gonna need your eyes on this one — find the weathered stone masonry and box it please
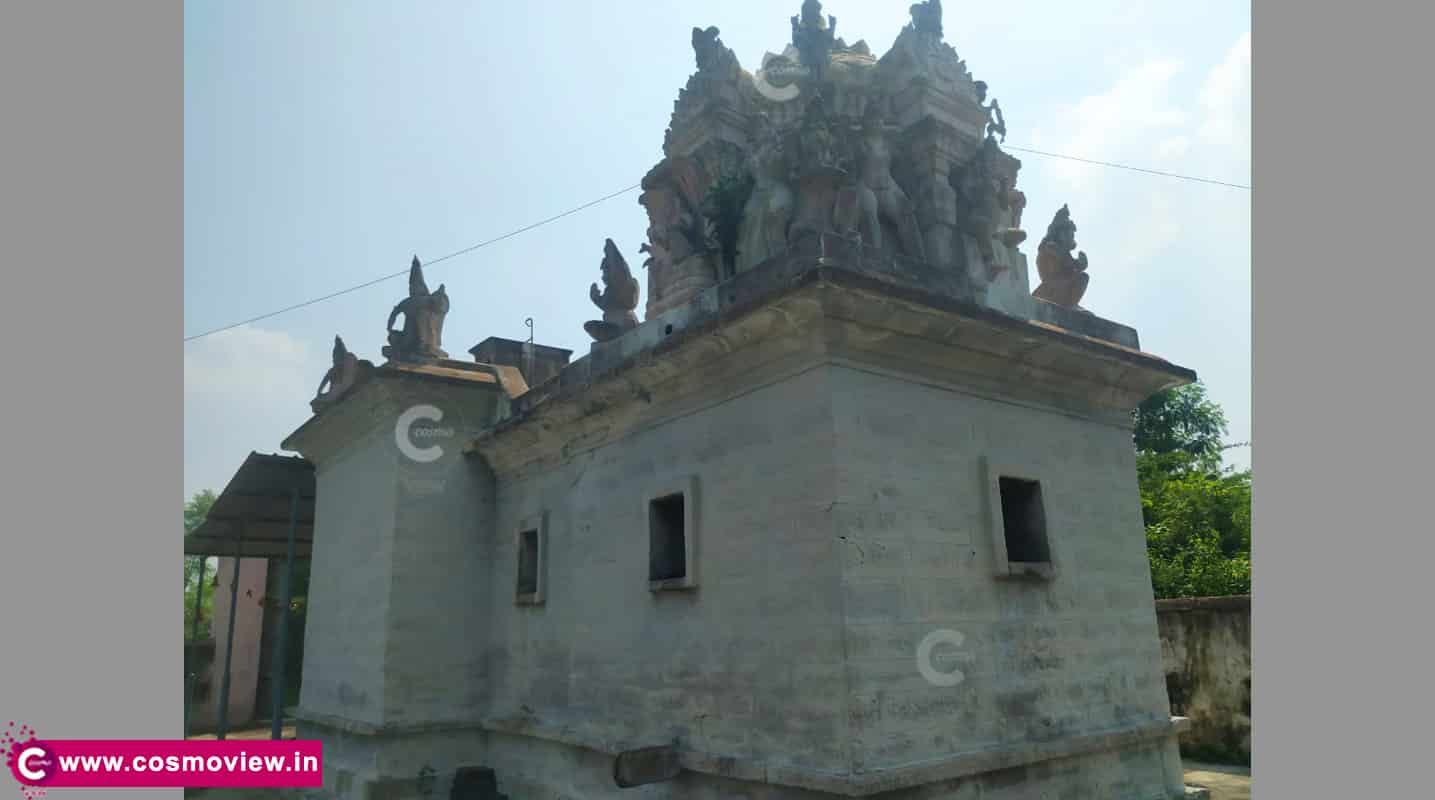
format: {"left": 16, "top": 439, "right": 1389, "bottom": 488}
{"left": 281, "top": 3, "right": 1211, "bottom": 798}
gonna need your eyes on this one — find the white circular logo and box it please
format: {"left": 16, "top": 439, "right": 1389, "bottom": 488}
{"left": 753, "top": 52, "right": 805, "bottom": 103}
{"left": 395, "top": 404, "right": 448, "bottom": 463}
{"left": 916, "top": 628, "right": 968, "bottom": 687}
{"left": 17, "top": 746, "right": 52, "bottom": 781}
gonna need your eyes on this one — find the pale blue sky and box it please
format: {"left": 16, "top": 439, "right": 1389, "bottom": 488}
{"left": 184, "top": 0, "right": 1250, "bottom": 500}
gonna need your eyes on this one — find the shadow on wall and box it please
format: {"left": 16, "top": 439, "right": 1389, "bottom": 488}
{"left": 1157, "top": 595, "right": 1251, "bottom": 766}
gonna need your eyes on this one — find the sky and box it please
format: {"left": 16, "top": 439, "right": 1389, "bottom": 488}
{"left": 183, "top": 0, "right": 1251, "bottom": 501}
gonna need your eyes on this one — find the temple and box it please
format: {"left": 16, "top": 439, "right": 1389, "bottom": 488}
{"left": 280, "top": 3, "right": 1207, "bottom": 797}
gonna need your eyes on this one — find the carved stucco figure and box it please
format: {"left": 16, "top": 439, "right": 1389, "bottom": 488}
{"left": 640, "top": 182, "right": 698, "bottom": 268}
{"left": 950, "top": 140, "right": 1002, "bottom": 273}
{"left": 383, "top": 256, "right": 450, "bottom": 362}
{"left": 853, "top": 106, "right": 925, "bottom": 259}
{"left": 691, "top": 26, "right": 740, "bottom": 78}
{"left": 311, "top": 335, "right": 370, "bottom": 413}
{"left": 1033, "top": 204, "right": 1090, "bottom": 309}
{"left": 908, "top": 0, "right": 943, "bottom": 37}
{"left": 883, "top": 0, "right": 970, "bottom": 87}
{"left": 643, "top": 0, "right": 1107, "bottom": 316}
{"left": 639, "top": 158, "right": 709, "bottom": 299}
{"left": 639, "top": 158, "right": 722, "bottom": 318}
{"left": 735, "top": 115, "right": 794, "bottom": 273}
{"left": 789, "top": 93, "right": 853, "bottom": 247}
{"left": 585, "top": 239, "right": 641, "bottom": 342}
{"left": 791, "top": 0, "right": 838, "bottom": 81}
{"left": 951, "top": 137, "right": 1027, "bottom": 280}
{"left": 974, "top": 81, "right": 1007, "bottom": 143}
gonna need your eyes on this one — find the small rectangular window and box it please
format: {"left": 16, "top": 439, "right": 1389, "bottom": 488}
{"left": 517, "top": 529, "right": 540, "bottom": 595}
{"left": 645, "top": 477, "right": 698, "bottom": 592}
{"left": 999, "top": 476, "right": 1051, "bottom": 565}
{"left": 515, "top": 514, "right": 546, "bottom": 605}
{"left": 649, "top": 493, "right": 687, "bottom": 582}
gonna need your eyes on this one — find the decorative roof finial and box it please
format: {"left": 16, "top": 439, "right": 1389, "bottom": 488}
{"left": 909, "top": 0, "right": 943, "bottom": 38}
{"left": 312, "top": 334, "right": 369, "bottom": 413}
{"left": 791, "top": 0, "right": 837, "bottom": 81}
{"left": 408, "top": 255, "right": 430, "bottom": 297}
{"left": 584, "top": 238, "right": 640, "bottom": 342}
{"left": 1034, "top": 205, "right": 1091, "bottom": 310}
{"left": 384, "top": 255, "right": 450, "bottom": 362}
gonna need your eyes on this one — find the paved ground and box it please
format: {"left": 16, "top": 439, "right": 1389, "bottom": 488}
{"left": 184, "top": 731, "right": 1252, "bottom": 799}
{"left": 184, "top": 767, "right": 1252, "bottom": 799}
{"left": 1184, "top": 762, "right": 1253, "bottom": 800}
{"left": 187, "top": 725, "right": 296, "bottom": 741}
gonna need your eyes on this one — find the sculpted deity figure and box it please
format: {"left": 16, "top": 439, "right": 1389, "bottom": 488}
{"left": 640, "top": 182, "right": 699, "bottom": 267}
{"left": 584, "top": 239, "right": 641, "bottom": 342}
{"left": 692, "top": 26, "right": 722, "bottom": 71}
{"left": 796, "top": 92, "right": 844, "bottom": 173}
{"left": 383, "top": 256, "right": 450, "bottom": 362}
{"left": 952, "top": 138, "right": 1026, "bottom": 279}
{"left": 791, "top": 0, "right": 838, "bottom": 80}
{"left": 1033, "top": 204, "right": 1090, "bottom": 309}
{"left": 789, "top": 92, "right": 853, "bottom": 247}
{"left": 690, "top": 26, "right": 738, "bottom": 77}
{"left": 311, "top": 336, "right": 367, "bottom": 413}
{"left": 853, "top": 106, "right": 926, "bottom": 259}
{"left": 735, "top": 114, "right": 795, "bottom": 273}
{"left": 909, "top": 0, "right": 943, "bottom": 37}
{"left": 951, "top": 140, "right": 1002, "bottom": 271}
{"left": 640, "top": 158, "right": 726, "bottom": 316}
{"left": 973, "top": 81, "right": 1007, "bottom": 143}
{"left": 1005, "top": 186, "right": 1027, "bottom": 232}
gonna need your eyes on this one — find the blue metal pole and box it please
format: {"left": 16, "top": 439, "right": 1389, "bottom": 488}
{"left": 270, "top": 489, "right": 300, "bottom": 740}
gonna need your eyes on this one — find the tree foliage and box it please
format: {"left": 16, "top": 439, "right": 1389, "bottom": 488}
{"left": 1134, "top": 383, "right": 1251, "bottom": 599}
{"left": 184, "top": 490, "right": 217, "bottom": 640}
{"left": 1134, "top": 383, "right": 1228, "bottom": 468}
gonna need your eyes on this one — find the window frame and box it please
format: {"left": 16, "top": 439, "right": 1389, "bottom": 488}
{"left": 645, "top": 476, "right": 699, "bottom": 592}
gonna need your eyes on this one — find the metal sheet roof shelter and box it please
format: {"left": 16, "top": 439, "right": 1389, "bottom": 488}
{"left": 184, "top": 452, "right": 316, "bottom": 741}
{"left": 185, "top": 452, "right": 316, "bottom": 559}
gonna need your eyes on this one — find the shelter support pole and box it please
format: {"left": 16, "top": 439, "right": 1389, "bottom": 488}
{"left": 270, "top": 489, "right": 300, "bottom": 740}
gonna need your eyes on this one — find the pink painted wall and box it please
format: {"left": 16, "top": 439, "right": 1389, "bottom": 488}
{"left": 199, "top": 556, "right": 269, "bottom": 730}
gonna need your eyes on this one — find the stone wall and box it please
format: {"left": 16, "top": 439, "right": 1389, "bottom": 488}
{"left": 469, "top": 356, "right": 1187, "bottom": 797}
{"left": 299, "top": 427, "right": 398, "bottom": 729}
{"left": 483, "top": 364, "right": 851, "bottom": 773}
{"left": 288, "top": 268, "right": 1197, "bottom": 798}
{"left": 1156, "top": 595, "right": 1251, "bottom": 765}
{"left": 829, "top": 365, "right": 1173, "bottom": 770}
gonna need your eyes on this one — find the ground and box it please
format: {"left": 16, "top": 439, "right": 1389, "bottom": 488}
{"left": 180, "top": 749, "right": 1252, "bottom": 799}
{"left": 187, "top": 725, "right": 296, "bottom": 741}
{"left": 1183, "top": 762, "right": 1253, "bottom": 800}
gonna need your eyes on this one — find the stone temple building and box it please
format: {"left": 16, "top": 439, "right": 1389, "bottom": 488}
{"left": 281, "top": 2, "right": 1206, "bottom": 797}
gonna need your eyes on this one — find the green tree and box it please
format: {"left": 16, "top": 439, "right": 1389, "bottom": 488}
{"left": 1134, "top": 382, "right": 1228, "bottom": 468}
{"left": 184, "top": 490, "right": 218, "bottom": 640}
{"left": 1133, "top": 383, "right": 1251, "bottom": 599}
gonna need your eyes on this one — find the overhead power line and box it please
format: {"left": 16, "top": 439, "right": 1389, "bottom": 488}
{"left": 183, "top": 147, "right": 1248, "bottom": 343}
{"left": 182, "top": 182, "right": 642, "bottom": 342}
{"left": 1003, "top": 145, "right": 1251, "bottom": 190}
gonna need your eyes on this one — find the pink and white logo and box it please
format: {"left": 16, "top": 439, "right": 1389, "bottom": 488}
{"left": 4, "top": 721, "right": 322, "bottom": 792}
{"left": 3, "top": 723, "right": 50, "bottom": 800}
